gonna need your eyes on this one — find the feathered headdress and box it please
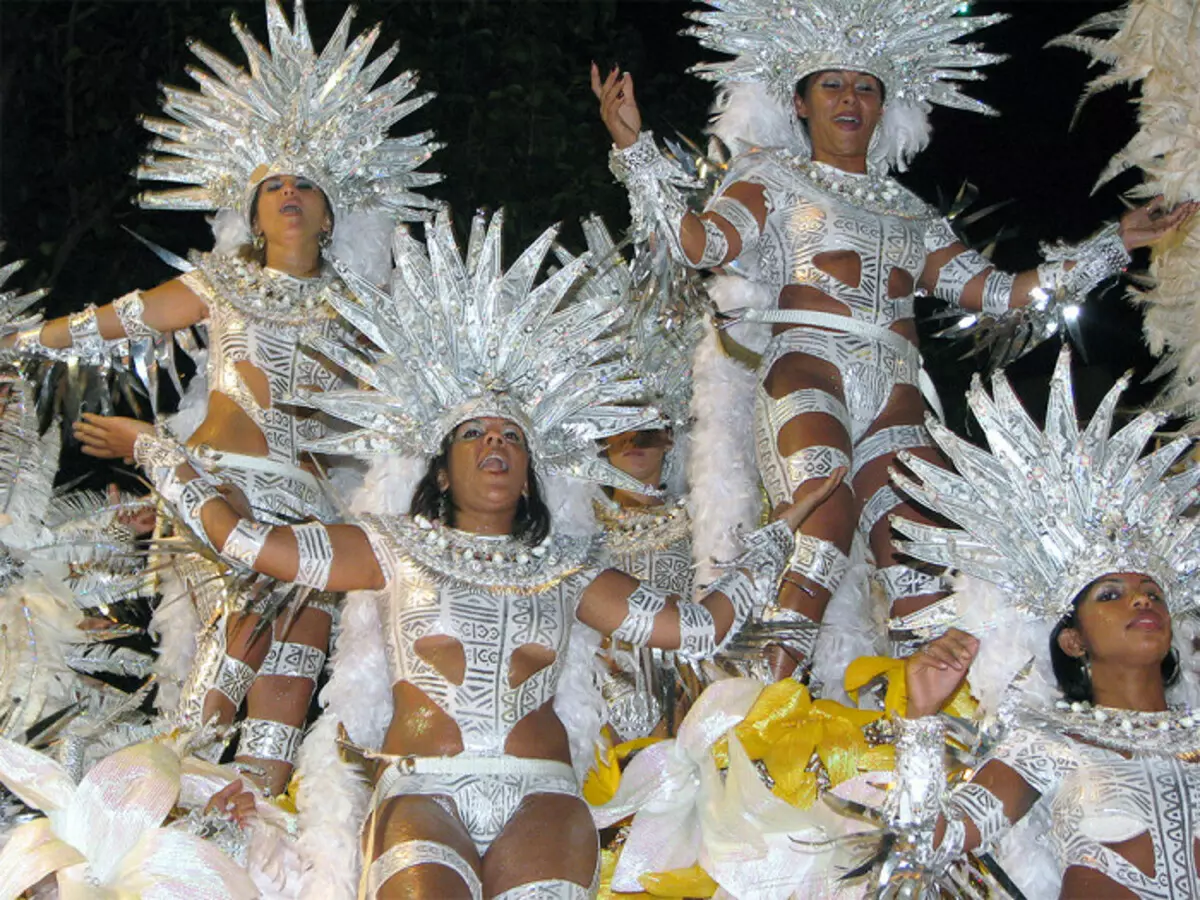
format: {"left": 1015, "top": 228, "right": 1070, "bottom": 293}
{"left": 689, "top": 0, "right": 1007, "bottom": 171}
{"left": 892, "top": 347, "right": 1200, "bottom": 622}
{"left": 135, "top": 0, "right": 442, "bottom": 226}
{"left": 297, "top": 210, "right": 663, "bottom": 493}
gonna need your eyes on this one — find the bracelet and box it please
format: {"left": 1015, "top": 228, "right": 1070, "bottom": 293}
{"left": 67, "top": 305, "right": 103, "bottom": 351}
{"left": 112, "top": 290, "right": 157, "bottom": 340}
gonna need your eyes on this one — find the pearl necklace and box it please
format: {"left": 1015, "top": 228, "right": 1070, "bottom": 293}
{"left": 786, "top": 157, "right": 929, "bottom": 220}
{"left": 595, "top": 499, "right": 690, "bottom": 555}
{"left": 1028, "top": 699, "right": 1200, "bottom": 758}
{"left": 383, "top": 514, "right": 592, "bottom": 592}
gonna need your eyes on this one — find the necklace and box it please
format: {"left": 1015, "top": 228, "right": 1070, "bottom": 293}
{"left": 595, "top": 498, "right": 690, "bottom": 555}
{"left": 1027, "top": 699, "right": 1200, "bottom": 758}
{"left": 785, "top": 156, "right": 929, "bottom": 220}
{"left": 193, "top": 252, "right": 345, "bottom": 326}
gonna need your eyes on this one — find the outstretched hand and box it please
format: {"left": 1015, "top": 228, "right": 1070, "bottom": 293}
{"left": 205, "top": 779, "right": 258, "bottom": 828}
{"left": 590, "top": 62, "right": 641, "bottom": 150}
{"left": 777, "top": 467, "right": 846, "bottom": 533}
{"left": 1120, "top": 197, "right": 1199, "bottom": 250}
{"left": 73, "top": 413, "right": 154, "bottom": 463}
{"left": 904, "top": 627, "right": 979, "bottom": 719}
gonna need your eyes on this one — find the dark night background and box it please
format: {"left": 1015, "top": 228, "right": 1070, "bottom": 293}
{"left": 0, "top": 0, "right": 1159, "bottom": 486}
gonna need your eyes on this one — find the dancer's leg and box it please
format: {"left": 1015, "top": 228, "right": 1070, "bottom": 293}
{"left": 484, "top": 793, "right": 599, "bottom": 898}
{"left": 367, "top": 795, "right": 482, "bottom": 900}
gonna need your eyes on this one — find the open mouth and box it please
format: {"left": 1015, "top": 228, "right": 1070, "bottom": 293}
{"left": 1128, "top": 613, "right": 1165, "bottom": 631}
{"left": 479, "top": 452, "right": 509, "bottom": 473}
{"left": 280, "top": 201, "right": 302, "bottom": 215}
{"left": 833, "top": 114, "right": 861, "bottom": 129}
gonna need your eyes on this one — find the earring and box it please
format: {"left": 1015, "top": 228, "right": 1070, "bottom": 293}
{"left": 1082, "top": 652, "right": 1092, "bottom": 685}
{"left": 253, "top": 233, "right": 266, "bottom": 252}
{"left": 319, "top": 230, "right": 332, "bottom": 252}
{"left": 439, "top": 489, "right": 451, "bottom": 522}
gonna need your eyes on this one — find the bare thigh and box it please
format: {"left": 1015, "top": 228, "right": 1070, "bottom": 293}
{"left": 368, "top": 795, "right": 481, "bottom": 900}
{"left": 483, "top": 793, "right": 598, "bottom": 896}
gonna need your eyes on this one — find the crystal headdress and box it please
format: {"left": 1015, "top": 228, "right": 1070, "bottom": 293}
{"left": 136, "top": 0, "right": 441, "bottom": 225}
{"left": 297, "top": 210, "right": 664, "bottom": 493}
{"left": 689, "top": 0, "right": 1007, "bottom": 171}
{"left": 891, "top": 347, "right": 1200, "bottom": 621}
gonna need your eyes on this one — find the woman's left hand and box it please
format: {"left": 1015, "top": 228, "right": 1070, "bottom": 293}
{"left": 73, "top": 413, "right": 154, "bottom": 463}
{"left": 205, "top": 779, "right": 258, "bottom": 828}
{"left": 1119, "top": 197, "right": 1199, "bottom": 250}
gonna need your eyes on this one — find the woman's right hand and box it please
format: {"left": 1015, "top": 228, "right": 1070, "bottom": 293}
{"left": 73, "top": 413, "right": 155, "bottom": 463}
{"left": 904, "top": 628, "right": 979, "bottom": 718}
{"left": 590, "top": 62, "right": 641, "bottom": 149}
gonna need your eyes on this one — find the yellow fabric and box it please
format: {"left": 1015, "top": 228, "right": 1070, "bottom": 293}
{"left": 583, "top": 736, "right": 664, "bottom": 806}
{"left": 639, "top": 864, "right": 719, "bottom": 897}
{"left": 844, "top": 654, "right": 978, "bottom": 719}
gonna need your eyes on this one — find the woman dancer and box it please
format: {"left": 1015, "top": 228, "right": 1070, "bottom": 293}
{"left": 879, "top": 348, "right": 1200, "bottom": 898}
{"left": 591, "top": 0, "right": 1196, "bottom": 675}
{"left": 19, "top": 0, "right": 441, "bottom": 796}
{"left": 129, "top": 210, "right": 839, "bottom": 898}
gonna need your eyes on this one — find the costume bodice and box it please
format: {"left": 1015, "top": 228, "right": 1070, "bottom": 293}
{"left": 359, "top": 514, "right": 599, "bottom": 756}
{"left": 595, "top": 498, "right": 693, "bottom": 598}
{"left": 721, "top": 150, "right": 942, "bottom": 326}
{"left": 991, "top": 724, "right": 1200, "bottom": 899}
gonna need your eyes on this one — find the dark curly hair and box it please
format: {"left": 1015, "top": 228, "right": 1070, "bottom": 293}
{"left": 408, "top": 434, "right": 552, "bottom": 545}
{"left": 1049, "top": 577, "right": 1181, "bottom": 703}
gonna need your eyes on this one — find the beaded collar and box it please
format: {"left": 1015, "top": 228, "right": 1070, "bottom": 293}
{"left": 191, "top": 252, "right": 346, "bottom": 327}
{"left": 594, "top": 497, "right": 690, "bottom": 556}
{"left": 369, "top": 513, "right": 594, "bottom": 593}
{"left": 1026, "top": 699, "right": 1200, "bottom": 759}
{"left": 779, "top": 154, "right": 930, "bottom": 220}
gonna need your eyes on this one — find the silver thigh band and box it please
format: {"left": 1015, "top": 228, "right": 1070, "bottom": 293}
{"left": 367, "top": 839, "right": 482, "bottom": 900}
{"left": 212, "top": 654, "right": 256, "bottom": 708}
{"left": 759, "top": 384, "right": 851, "bottom": 442}
{"left": 222, "top": 519, "right": 272, "bottom": 569}
{"left": 240, "top": 718, "right": 303, "bottom": 765}
{"left": 874, "top": 564, "right": 944, "bottom": 604}
{"left": 850, "top": 425, "right": 930, "bottom": 482}
{"left": 494, "top": 880, "right": 591, "bottom": 899}
{"left": 788, "top": 534, "right": 850, "bottom": 593}
{"left": 610, "top": 584, "right": 668, "bottom": 647}
{"left": 374, "top": 755, "right": 579, "bottom": 857}
{"left": 859, "top": 485, "right": 902, "bottom": 535}
{"left": 259, "top": 640, "right": 326, "bottom": 683}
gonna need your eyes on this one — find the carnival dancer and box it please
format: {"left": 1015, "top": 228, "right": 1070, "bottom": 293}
{"left": 12, "top": 0, "right": 442, "bottom": 799}
{"left": 591, "top": 0, "right": 1196, "bottom": 676}
{"left": 123, "top": 208, "right": 840, "bottom": 899}
{"left": 864, "top": 347, "right": 1200, "bottom": 898}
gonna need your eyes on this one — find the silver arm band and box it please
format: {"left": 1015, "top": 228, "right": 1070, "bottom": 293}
{"left": 788, "top": 533, "right": 851, "bottom": 593}
{"left": 133, "top": 431, "right": 187, "bottom": 475}
{"left": 947, "top": 781, "right": 1012, "bottom": 852}
{"left": 223, "top": 519, "right": 272, "bottom": 569}
{"left": 708, "top": 194, "right": 761, "bottom": 253}
{"left": 259, "top": 640, "right": 326, "bottom": 684}
{"left": 924, "top": 218, "right": 960, "bottom": 253}
{"left": 886, "top": 715, "right": 951, "bottom": 871}
{"left": 611, "top": 584, "right": 669, "bottom": 647}
{"left": 677, "top": 602, "right": 717, "bottom": 659}
{"left": 980, "top": 270, "right": 1015, "bottom": 316}
{"left": 112, "top": 290, "right": 157, "bottom": 340}
{"left": 932, "top": 249, "right": 993, "bottom": 304}
{"left": 9, "top": 325, "right": 47, "bottom": 354}
{"left": 608, "top": 131, "right": 702, "bottom": 263}
{"left": 292, "top": 521, "right": 334, "bottom": 590}
{"left": 240, "top": 718, "right": 303, "bottom": 766}
{"left": 213, "top": 654, "right": 256, "bottom": 708}
{"left": 696, "top": 218, "right": 730, "bottom": 268}
{"left": 67, "top": 305, "right": 103, "bottom": 351}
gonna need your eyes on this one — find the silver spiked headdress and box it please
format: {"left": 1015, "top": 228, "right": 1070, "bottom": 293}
{"left": 135, "top": 0, "right": 441, "bottom": 226}
{"left": 297, "top": 210, "right": 664, "bottom": 493}
{"left": 891, "top": 347, "right": 1200, "bottom": 621}
{"left": 0, "top": 247, "right": 46, "bottom": 338}
{"left": 689, "top": 0, "right": 1007, "bottom": 171}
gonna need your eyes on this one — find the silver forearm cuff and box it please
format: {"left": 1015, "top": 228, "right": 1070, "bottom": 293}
{"left": 608, "top": 131, "right": 701, "bottom": 261}
{"left": 932, "top": 249, "right": 992, "bottom": 304}
{"left": 887, "top": 715, "right": 948, "bottom": 867}
{"left": 259, "top": 640, "right": 326, "bottom": 684}
{"left": 948, "top": 781, "right": 1011, "bottom": 852}
{"left": 293, "top": 521, "right": 334, "bottom": 589}
{"left": 112, "top": 290, "right": 157, "bottom": 340}
{"left": 709, "top": 195, "right": 760, "bottom": 253}
{"left": 677, "top": 601, "right": 717, "bottom": 659}
{"left": 67, "top": 305, "right": 103, "bottom": 350}
{"left": 980, "top": 270, "right": 1015, "bottom": 316}
{"left": 133, "top": 431, "right": 187, "bottom": 475}
{"left": 178, "top": 478, "right": 222, "bottom": 538}
{"left": 611, "top": 584, "right": 669, "bottom": 647}
{"left": 213, "top": 654, "right": 256, "bottom": 708}
{"left": 696, "top": 218, "right": 730, "bottom": 268}
{"left": 1039, "top": 221, "right": 1130, "bottom": 299}
{"left": 223, "top": 519, "right": 272, "bottom": 569}
{"left": 240, "top": 718, "right": 303, "bottom": 766}
{"left": 10, "top": 325, "right": 47, "bottom": 353}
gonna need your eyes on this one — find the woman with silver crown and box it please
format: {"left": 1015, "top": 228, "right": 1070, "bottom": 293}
{"left": 858, "top": 347, "right": 1200, "bottom": 899}
{"left": 2, "top": 0, "right": 442, "bottom": 800}
{"left": 590, "top": 0, "right": 1197, "bottom": 678}
{"left": 130, "top": 208, "right": 840, "bottom": 899}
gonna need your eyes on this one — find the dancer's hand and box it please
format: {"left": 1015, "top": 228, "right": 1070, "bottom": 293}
{"left": 591, "top": 62, "right": 641, "bottom": 149}
{"left": 1119, "top": 197, "right": 1200, "bottom": 250}
{"left": 904, "top": 628, "right": 979, "bottom": 718}
{"left": 205, "top": 780, "right": 258, "bottom": 827}
{"left": 106, "top": 483, "right": 157, "bottom": 536}
{"left": 778, "top": 467, "right": 845, "bottom": 533}
{"left": 73, "top": 413, "right": 153, "bottom": 463}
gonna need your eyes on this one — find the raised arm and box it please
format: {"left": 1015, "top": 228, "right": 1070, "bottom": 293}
{"left": 134, "top": 433, "right": 384, "bottom": 593}
{"left": 576, "top": 470, "right": 842, "bottom": 655}
{"left": 591, "top": 63, "right": 767, "bottom": 270}
{"left": 920, "top": 198, "right": 1198, "bottom": 316}
{"left": 6, "top": 276, "right": 209, "bottom": 352}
